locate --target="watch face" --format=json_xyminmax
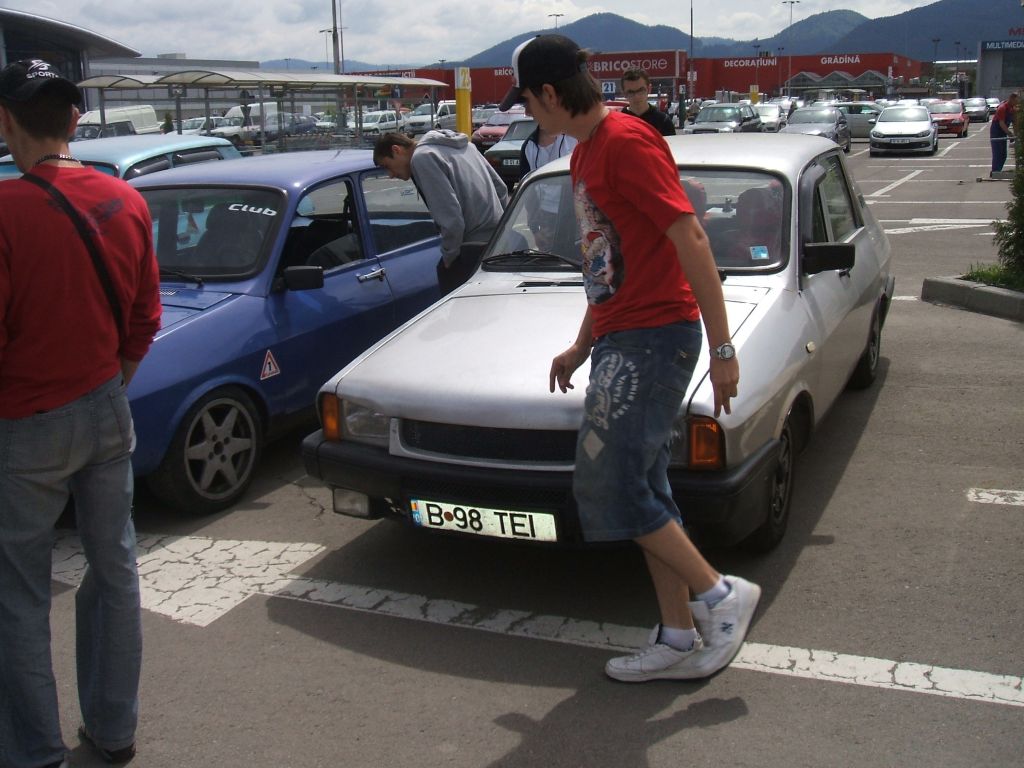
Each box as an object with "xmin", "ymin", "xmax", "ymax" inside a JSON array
[{"xmin": 715, "ymin": 343, "xmax": 735, "ymax": 360}]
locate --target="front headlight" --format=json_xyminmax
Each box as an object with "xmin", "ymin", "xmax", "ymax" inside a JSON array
[
  {"xmin": 321, "ymin": 396, "xmax": 390, "ymax": 446},
  {"xmin": 916, "ymin": 130, "xmax": 931, "ymax": 138},
  {"xmin": 870, "ymin": 130, "xmax": 883, "ymax": 138},
  {"xmin": 721, "ymin": 125, "xmax": 735, "ymax": 132}
]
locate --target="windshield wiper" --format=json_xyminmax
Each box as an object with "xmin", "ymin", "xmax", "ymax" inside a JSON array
[
  {"xmin": 160, "ymin": 267, "xmax": 204, "ymax": 287},
  {"xmin": 483, "ymin": 249, "xmax": 580, "ymax": 270}
]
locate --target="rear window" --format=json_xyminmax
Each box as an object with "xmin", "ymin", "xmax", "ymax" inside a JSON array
[{"xmin": 143, "ymin": 187, "xmax": 284, "ymax": 279}]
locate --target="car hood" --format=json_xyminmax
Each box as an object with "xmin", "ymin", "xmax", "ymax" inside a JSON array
[
  {"xmin": 330, "ymin": 280, "xmax": 765, "ymax": 430},
  {"xmin": 781, "ymin": 122, "xmax": 835, "ymax": 134},
  {"xmin": 872, "ymin": 121, "xmax": 932, "ymax": 135},
  {"xmin": 688, "ymin": 121, "xmax": 740, "ymax": 131},
  {"xmin": 157, "ymin": 286, "xmax": 234, "ymax": 334}
]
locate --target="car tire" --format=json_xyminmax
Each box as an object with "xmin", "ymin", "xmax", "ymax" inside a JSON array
[
  {"xmin": 742, "ymin": 416, "xmax": 796, "ymax": 553},
  {"xmin": 869, "ymin": 149, "xmax": 878, "ymax": 157},
  {"xmin": 847, "ymin": 306, "xmax": 882, "ymax": 390},
  {"xmin": 930, "ymin": 137, "xmax": 939, "ymax": 155},
  {"xmin": 843, "ymin": 136, "xmax": 851, "ymax": 153},
  {"xmin": 147, "ymin": 386, "xmax": 263, "ymax": 514}
]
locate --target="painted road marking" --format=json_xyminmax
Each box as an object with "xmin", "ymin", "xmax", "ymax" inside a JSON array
[
  {"xmin": 892, "ymin": 296, "xmax": 918, "ymax": 301},
  {"xmin": 51, "ymin": 533, "xmax": 1023, "ymax": 708},
  {"xmin": 867, "ymin": 170, "xmax": 924, "ymax": 197},
  {"xmin": 967, "ymin": 488, "xmax": 1024, "ymax": 506},
  {"xmin": 866, "ymin": 200, "xmax": 1007, "ymax": 205}
]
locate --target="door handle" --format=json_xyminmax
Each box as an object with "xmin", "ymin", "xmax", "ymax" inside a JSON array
[{"xmin": 357, "ymin": 267, "xmax": 386, "ymax": 283}]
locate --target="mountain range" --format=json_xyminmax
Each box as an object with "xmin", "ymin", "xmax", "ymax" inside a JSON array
[{"xmin": 263, "ymin": 0, "xmax": 1023, "ymax": 72}]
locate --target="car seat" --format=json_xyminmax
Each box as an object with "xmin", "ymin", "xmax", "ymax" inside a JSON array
[
  {"xmin": 721, "ymin": 186, "xmax": 782, "ymax": 267},
  {"xmin": 306, "ymin": 233, "xmax": 363, "ymax": 269},
  {"xmin": 196, "ymin": 203, "xmax": 264, "ymax": 268}
]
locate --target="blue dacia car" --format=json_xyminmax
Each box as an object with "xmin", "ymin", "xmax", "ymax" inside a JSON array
[{"xmin": 128, "ymin": 150, "xmax": 443, "ymax": 513}]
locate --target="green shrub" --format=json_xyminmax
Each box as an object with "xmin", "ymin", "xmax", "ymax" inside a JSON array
[{"xmin": 992, "ymin": 102, "xmax": 1024, "ymax": 275}]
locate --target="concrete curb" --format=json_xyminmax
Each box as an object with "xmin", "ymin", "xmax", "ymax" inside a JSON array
[{"xmin": 921, "ymin": 277, "xmax": 1024, "ymax": 322}]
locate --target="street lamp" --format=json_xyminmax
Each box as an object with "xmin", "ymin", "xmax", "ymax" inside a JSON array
[
  {"xmin": 688, "ymin": 0, "xmax": 694, "ymax": 106},
  {"xmin": 954, "ymin": 40, "xmax": 961, "ymax": 95},
  {"xmin": 782, "ymin": 1, "xmax": 800, "ymax": 98},
  {"xmin": 931, "ymin": 37, "xmax": 940, "ymax": 93},
  {"xmin": 777, "ymin": 47, "xmax": 784, "ymax": 95},
  {"xmin": 752, "ymin": 41, "xmax": 761, "ymax": 96},
  {"xmin": 548, "ymin": 13, "xmax": 564, "ymax": 29}
]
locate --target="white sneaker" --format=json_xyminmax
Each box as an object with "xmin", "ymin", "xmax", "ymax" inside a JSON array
[
  {"xmin": 687, "ymin": 574, "xmax": 761, "ymax": 677},
  {"xmin": 605, "ymin": 634, "xmax": 706, "ymax": 682}
]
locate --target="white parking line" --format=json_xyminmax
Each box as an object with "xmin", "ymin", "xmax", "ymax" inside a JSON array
[
  {"xmin": 891, "ymin": 296, "xmax": 918, "ymax": 301},
  {"xmin": 50, "ymin": 532, "xmax": 1024, "ymax": 708},
  {"xmin": 967, "ymin": 488, "xmax": 1024, "ymax": 506},
  {"xmin": 867, "ymin": 170, "xmax": 924, "ymax": 197}
]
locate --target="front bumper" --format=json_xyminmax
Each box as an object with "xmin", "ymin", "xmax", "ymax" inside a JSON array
[
  {"xmin": 301, "ymin": 430, "xmax": 781, "ymax": 547},
  {"xmin": 870, "ymin": 136, "xmax": 933, "ymax": 153}
]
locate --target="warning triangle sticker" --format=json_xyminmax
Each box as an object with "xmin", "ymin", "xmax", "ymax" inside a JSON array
[{"xmin": 260, "ymin": 350, "xmax": 281, "ymax": 380}]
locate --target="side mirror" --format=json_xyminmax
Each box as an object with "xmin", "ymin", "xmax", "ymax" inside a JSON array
[
  {"xmin": 868, "ymin": 118, "xmax": 876, "ymax": 124},
  {"xmin": 281, "ymin": 265, "xmax": 325, "ymax": 291},
  {"xmin": 803, "ymin": 242, "xmax": 855, "ymax": 275}
]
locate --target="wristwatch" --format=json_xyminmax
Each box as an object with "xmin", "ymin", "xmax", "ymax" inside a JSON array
[{"xmin": 711, "ymin": 342, "xmax": 736, "ymax": 360}]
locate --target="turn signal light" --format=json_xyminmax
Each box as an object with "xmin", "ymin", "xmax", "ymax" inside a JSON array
[
  {"xmin": 321, "ymin": 395, "xmax": 341, "ymax": 441},
  {"xmin": 688, "ymin": 417, "xmax": 725, "ymax": 470}
]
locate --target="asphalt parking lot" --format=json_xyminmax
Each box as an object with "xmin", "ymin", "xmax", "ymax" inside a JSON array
[{"xmin": 49, "ymin": 123, "xmax": 1023, "ymax": 768}]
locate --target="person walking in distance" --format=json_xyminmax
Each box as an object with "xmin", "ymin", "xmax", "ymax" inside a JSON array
[
  {"xmin": 500, "ymin": 35, "xmax": 761, "ymax": 682},
  {"xmin": 620, "ymin": 68, "xmax": 676, "ymax": 137},
  {"xmin": 990, "ymin": 92, "xmax": 1018, "ymax": 177},
  {"xmin": 0, "ymin": 59, "xmax": 161, "ymax": 767},
  {"xmin": 374, "ymin": 130, "xmax": 509, "ymax": 295}
]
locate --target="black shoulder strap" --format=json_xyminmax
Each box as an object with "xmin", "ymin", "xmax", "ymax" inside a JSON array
[{"xmin": 21, "ymin": 172, "xmax": 125, "ymax": 338}]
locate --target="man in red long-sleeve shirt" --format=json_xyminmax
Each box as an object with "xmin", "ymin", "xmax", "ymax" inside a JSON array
[{"xmin": 0, "ymin": 59, "xmax": 160, "ymax": 768}]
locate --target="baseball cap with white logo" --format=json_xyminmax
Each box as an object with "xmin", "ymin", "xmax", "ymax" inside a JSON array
[
  {"xmin": 0, "ymin": 59, "xmax": 81, "ymax": 104},
  {"xmin": 498, "ymin": 35, "xmax": 584, "ymax": 112}
]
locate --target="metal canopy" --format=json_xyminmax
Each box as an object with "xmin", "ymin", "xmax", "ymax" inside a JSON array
[{"xmin": 78, "ymin": 68, "xmax": 446, "ymax": 91}]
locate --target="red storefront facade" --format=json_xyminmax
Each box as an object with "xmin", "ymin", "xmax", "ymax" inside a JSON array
[{"xmin": 358, "ymin": 50, "xmax": 923, "ymax": 105}]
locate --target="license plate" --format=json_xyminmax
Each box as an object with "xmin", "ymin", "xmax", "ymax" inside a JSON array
[
  {"xmin": 890, "ymin": 138, "xmax": 911, "ymax": 143},
  {"xmin": 502, "ymin": 158, "xmax": 519, "ymax": 167},
  {"xmin": 410, "ymin": 498, "xmax": 557, "ymax": 542}
]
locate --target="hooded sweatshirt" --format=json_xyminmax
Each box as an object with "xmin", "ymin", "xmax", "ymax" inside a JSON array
[{"xmin": 411, "ymin": 129, "xmax": 510, "ymax": 266}]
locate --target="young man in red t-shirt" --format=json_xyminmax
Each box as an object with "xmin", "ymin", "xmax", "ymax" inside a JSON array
[
  {"xmin": 0, "ymin": 59, "xmax": 159, "ymax": 767},
  {"xmin": 500, "ymin": 35, "xmax": 760, "ymax": 682}
]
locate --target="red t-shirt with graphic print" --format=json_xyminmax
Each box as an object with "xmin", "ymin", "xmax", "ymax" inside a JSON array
[{"xmin": 570, "ymin": 110, "xmax": 699, "ymax": 339}]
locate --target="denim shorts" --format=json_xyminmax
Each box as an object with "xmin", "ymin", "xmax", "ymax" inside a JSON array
[{"xmin": 572, "ymin": 320, "xmax": 702, "ymax": 542}]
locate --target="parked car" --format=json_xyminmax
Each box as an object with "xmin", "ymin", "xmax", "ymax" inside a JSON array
[
  {"xmin": 869, "ymin": 105, "xmax": 938, "ymax": 156},
  {"xmin": 179, "ymin": 116, "xmax": 231, "ymax": 135},
  {"xmin": 781, "ymin": 106, "xmax": 852, "ymax": 152},
  {"xmin": 126, "ymin": 150, "xmax": 444, "ymax": 513},
  {"xmin": 433, "ymin": 100, "xmax": 458, "ymax": 131},
  {"xmin": 927, "ymin": 101, "xmax": 970, "ymax": 137},
  {"xmin": 302, "ymin": 133, "xmax": 895, "ymax": 551},
  {"xmin": 471, "ymin": 107, "xmax": 527, "ymax": 152},
  {"xmin": 755, "ymin": 103, "xmax": 787, "ymax": 132},
  {"xmin": 472, "ymin": 106, "xmax": 498, "ymax": 130},
  {"xmin": 682, "ymin": 103, "xmax": 762, "ymax": 134},
  {"xmin": 836, "ymin": 101, "xmax": 884, "ymax": 138},
  {"xmin": 357, "ymin": 110, "xmax": 403, "ymax": 136},
  {"xmin": 962, "ymin": 97, "xmax": 990, "ymax": 122},
  {"xmin": 0, "ymin": 133, "xmax": 241, "ymax": 181},
  {"xmin": 483, "ymin": 117, "xmax": 538, "ymax": 191},
  {"xmin": 986, "ymin": 97, "xmax": 1000, "ymax": 115},
  {"xmin": 291, "ymin": 114, "xmax": 320, "ymax": 135},
  {"xmin": 403, "ymin": 102, "xmax": 436, "ymax": 135},
  {"xmin": 72, "ymin": 104, "xmax": 162, "ymax": 140}
]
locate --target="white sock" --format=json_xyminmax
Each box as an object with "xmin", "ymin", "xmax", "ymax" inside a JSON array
[
  {"xmin": 697, "ymin": 576, "xmax": 730, "ymax": 608},
  {"xmin": 658, "ymin": 625, "xmax": 699, "ymax": 651}
]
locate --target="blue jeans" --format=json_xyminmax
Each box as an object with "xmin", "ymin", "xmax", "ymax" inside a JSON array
[
  {"xmin": 573, "ymin": 321, "xmax": 702, "ymax": 542},
  {"xmin": 991, "ymin": 135, "xmax": 1010, "ymax": 173},
  {"xmin": 0, "ymin": 375, "xmax": 141, "ymax": 768}
]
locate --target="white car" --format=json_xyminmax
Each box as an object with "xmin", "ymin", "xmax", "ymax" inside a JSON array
[
  {"xmin": 357, "ymin": 110, "xmax": 402, "ymax": 136},
  {"xmin": 869, "ymin": 105, "xmax": 939, "ymax": 156},
  {"xmin": 303, "ymin": 133, "xmax": 895, "ymax": 552}
]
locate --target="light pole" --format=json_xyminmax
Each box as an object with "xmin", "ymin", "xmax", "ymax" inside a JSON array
[
  {"xmin": 777, "ymin": 47, "xmax": 784, "ymax": 95},
  {"xmin": 752, "ymin": 40, "xmax": 761, "ymax": 97},
  {"xmin": 688, "ymin": 0, "xmax": 694, "ymax": 106},
  {"xmin": 782, "ymin": 0, "xmax": 800, "ymax": 98},
  {"xmin": 931, "ymin": 37, "xmax": 940, "ymax": 93},
  {"xmin": 548, "ymin": 13, "xmax": 564, "ymax": 29},
  {"xmin": 954, "ymin": 40, "xmax": 961, "ymax": 96}
]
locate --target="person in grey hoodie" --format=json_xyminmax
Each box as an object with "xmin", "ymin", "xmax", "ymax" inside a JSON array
[{"xmin": 374, "ymin": 129, "xmax": 509, "ymax": 293}]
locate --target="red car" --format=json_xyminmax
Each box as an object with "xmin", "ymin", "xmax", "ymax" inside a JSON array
[
  {"xmin": 927, "ymin": 101, "xmax": 969, "ymax": 138},
  {"xmin": 471, "ymin": 107, "xmax": 526, "ymax": 152}
]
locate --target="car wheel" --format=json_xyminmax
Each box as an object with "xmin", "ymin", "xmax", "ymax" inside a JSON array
[
  {"xmin": 847, "ymin": 306, "xmax": 882, "ymax": 390},
  {"xmin": 869, "ymin": 149, "xmax": 878, "ymax": 157},
  {"xmin": 930, "ymin": 137, "xmax": 939, "ymax": 155},
  {"xmin": 844, "ymin": 136, "xmax": 851, "ymax": 153},
  {"xmin": 742, "ymin": 417, "xmax": 795, "ymax": 553},
  {"xmin": 147, "ymin": 386, "xmax": 263, "ymax": 514}
]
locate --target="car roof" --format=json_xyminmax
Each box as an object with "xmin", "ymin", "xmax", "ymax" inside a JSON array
[
  {"xmin": 533, "ymin": 133, "xmax": 838, "ymax": 180},
  {"xmin": 129, "ymin": 148, "xmax": 374, "ymax": 188},
  {"xmin": 63, "ymin": 133, "xmax": 235, "ymax": 164}
]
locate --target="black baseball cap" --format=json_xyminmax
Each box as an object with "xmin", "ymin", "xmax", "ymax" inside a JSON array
[
  {"xmin": 0, "ymin": 59, "xmax": 81, "ymax": 104},
  {"xmin": 498, "ymin": 35, "xmax": 583, "ymax": 112}
]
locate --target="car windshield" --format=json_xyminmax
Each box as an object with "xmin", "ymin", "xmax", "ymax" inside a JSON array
[
  {"xmin": 487, "ymin": 169, "xmax": 787, "ymax": 275},
  {"xmin": 181, "ymin": 117, "xmax": 206, "ymax": 130},
  {"xmin": 964, "ymin": 98, "xmax": 987, "ymax": 107},
  {"xmin": 697, "ymin": 106, "xmax": 740, "ymax": 122},
  {"xmin": 756, "ymin": 105, "xmax": 781, "ymax": 118},
  {"xmin": 788, "ymin": 108, "xmax": 833, "ymax": 124},
  {"xmin": 410, "ymin": 103, "xmax": 433, "ymax": 116},
  {"xmin": 928, "ymin": 103, "xmax": 961, "ymax": 114},
  {"xmin": 503, "ymin": 119, "xmax": 538, "ymax": 141},
  {"xmin": 142, "ymin": 187, "xmax": 283, "ymax": 279},
  {"xmin": 364, "ymin": 113, "xmax": 384, "ymax": 124},
  {"xmin": 879, "ymin": 107, "xmax": 929, "ymax": 122}
]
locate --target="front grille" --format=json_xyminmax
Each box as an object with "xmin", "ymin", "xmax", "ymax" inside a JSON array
[{"xmin": 401, "ymin": 420, "xmax": 578, "ymax": 462}]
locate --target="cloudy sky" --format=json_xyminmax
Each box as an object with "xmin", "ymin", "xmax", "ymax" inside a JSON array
[{"xmin": 9, "ymin": 0, "xmax": 925, "ymax": 66}]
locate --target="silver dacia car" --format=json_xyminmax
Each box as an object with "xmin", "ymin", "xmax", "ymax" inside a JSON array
[{"xmin": 303, "ymin": 133, "xmax": 894, "ymax": 552}]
